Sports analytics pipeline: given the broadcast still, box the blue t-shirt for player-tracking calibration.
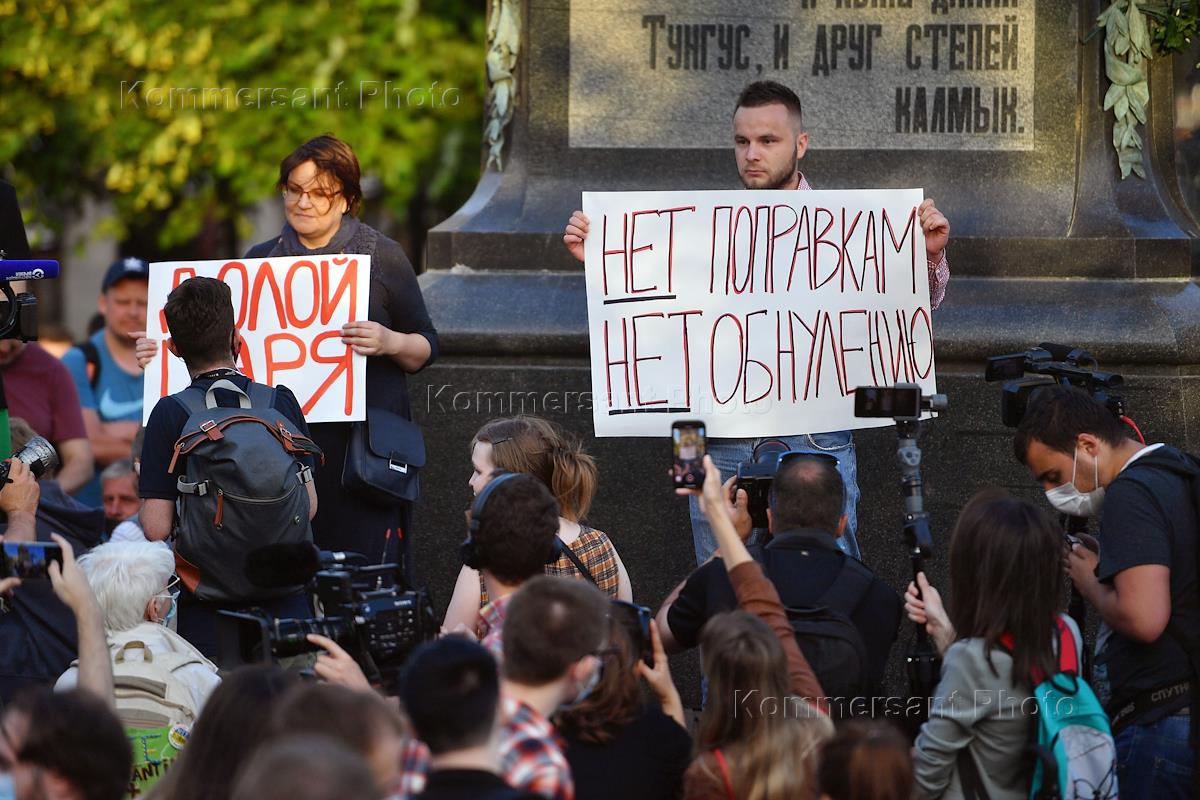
[62,330,145,507]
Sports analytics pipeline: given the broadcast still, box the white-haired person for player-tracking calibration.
[55,540,219,710]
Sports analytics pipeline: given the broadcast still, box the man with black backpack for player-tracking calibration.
[139,277,321,658]
[656,452,902,707]
[1016,385,1198,798]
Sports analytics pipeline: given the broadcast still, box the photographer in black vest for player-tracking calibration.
[655,453,901,703]
[1015,385,1198,798]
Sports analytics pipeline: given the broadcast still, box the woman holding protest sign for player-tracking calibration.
[137,135,437,575]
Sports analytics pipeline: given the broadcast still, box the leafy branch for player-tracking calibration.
[1089,0,1198,179]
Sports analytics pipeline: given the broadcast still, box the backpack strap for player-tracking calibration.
[956,747,992,800]
[245,382,277,409]
[172,385,213,418]
[815,554,874,614]
[712,748,737,800]
[79,340,101,389]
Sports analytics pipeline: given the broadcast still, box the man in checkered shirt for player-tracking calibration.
[497,576,610,800]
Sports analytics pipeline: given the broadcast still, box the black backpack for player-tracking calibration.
[752,543,873,714]
[168,379,323,604]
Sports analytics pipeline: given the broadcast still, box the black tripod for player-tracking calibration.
[896,417,942,731]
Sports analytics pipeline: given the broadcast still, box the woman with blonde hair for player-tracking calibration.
[443,415,633,632]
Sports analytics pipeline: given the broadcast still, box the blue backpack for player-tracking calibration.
[960,618,1117,800]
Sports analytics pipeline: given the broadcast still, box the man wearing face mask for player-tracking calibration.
[498,576,610,800]
[1015,385,1197,798]
[54,540,220,713]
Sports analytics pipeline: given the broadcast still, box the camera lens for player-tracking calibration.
[14,436,59,478]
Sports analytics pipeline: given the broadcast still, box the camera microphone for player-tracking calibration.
[0,260,60,281]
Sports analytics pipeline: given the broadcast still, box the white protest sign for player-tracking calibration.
[143,256,370,423]
[583,189,938,437]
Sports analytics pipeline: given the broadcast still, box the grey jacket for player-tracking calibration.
[912,616,1082,799]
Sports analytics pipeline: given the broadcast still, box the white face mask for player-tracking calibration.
[1045,445,1105,518]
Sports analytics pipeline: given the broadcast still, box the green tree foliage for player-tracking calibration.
[0,0,485,252]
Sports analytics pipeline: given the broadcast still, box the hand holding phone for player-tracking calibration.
[2,540,64,580]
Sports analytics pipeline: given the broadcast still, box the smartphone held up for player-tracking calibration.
[671,420,706,489]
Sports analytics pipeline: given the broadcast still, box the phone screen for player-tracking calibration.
[2,541,64,580]
[672,421,706,489]
[611,601,653,667]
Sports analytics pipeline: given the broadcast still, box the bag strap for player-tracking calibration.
[815,554,873,614]
[555,538,598,586]
[712,748,737,800]
[956,747,992,800]
[79,340,101,389]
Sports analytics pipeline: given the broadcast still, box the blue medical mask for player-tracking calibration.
[0,773,15,800]
[559,659,603,712]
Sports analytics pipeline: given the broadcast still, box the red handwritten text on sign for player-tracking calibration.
[143,255,370,424]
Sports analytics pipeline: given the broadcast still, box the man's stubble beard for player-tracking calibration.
[739,150,800,191]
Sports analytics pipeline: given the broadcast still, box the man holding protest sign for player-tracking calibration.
[563,81,951,563]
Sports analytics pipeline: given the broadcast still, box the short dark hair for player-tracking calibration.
[1013,385,1130,464]
[734,81,803,128]
[279,135,363,216]
[164,276,236,368]
[231,735,382,800]
[503,576,608,686]
[474,473,561,585]
[400,637,499,755]
[770,455,844,533]
[16,689,132,800]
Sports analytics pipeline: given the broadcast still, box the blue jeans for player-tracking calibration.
[1115,713,1194,800]
[689,432,860,565]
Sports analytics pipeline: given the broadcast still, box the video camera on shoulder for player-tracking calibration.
[217,544,436,693]
[985,343,1124,427]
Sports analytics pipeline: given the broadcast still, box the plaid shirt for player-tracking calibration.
[797,172,950,309]
[390,737,430,800]
[478,592,513,660]
[499,694,574,800]
[544,527,620,597]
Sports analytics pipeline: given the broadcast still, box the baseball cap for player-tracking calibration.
[101,257,149,292]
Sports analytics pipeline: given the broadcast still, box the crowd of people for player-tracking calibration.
[0,81,1194,800]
